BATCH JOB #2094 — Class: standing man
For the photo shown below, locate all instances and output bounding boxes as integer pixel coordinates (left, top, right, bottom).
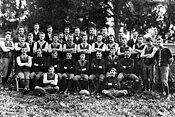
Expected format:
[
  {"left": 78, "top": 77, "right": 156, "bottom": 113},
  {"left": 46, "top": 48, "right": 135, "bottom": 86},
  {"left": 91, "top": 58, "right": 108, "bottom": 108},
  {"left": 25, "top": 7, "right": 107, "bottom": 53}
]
[
  {"left": 102, "top": 27, "right": 109, "bottom": 44},
  {"left": 73, "top": 28, "right": 82, "bottom": 45},
  {"left": 31, "top": 23, "right": 40, "bottom": 42},
  {"left": 155, "top": 37, "right": 173, "bottom": 99},
  {"left": 45, "top": 25, "right": 53, "bottom": 44},
  {"left": 77, "top": 34, "right": 91, "bottom": 60},
  {"left": 33, "top": 32, "right": 49, "bottom": 57},
  {"left": 127, "top": 31, "right": 139, "bottom": 49},
  {"left": 0, "top": 31, "right": 14, "bottom": 90},
  {"left": 63, "top": 27, "right": 70, "bottom": 44},
  {"left": 63, "top": 34, "right": 77, "bottom": 60},
  {"left": 91, "top": 33, "right": 106, "bottom": 59},
  {"left": 141, "top": 37, "right": 157, "bottom": 93},
  {"left": 88, "top": 27, "right": 96, "bottom": 45},
  {"left": 13, "top": 27, "right": 25, "bottom": 43}
]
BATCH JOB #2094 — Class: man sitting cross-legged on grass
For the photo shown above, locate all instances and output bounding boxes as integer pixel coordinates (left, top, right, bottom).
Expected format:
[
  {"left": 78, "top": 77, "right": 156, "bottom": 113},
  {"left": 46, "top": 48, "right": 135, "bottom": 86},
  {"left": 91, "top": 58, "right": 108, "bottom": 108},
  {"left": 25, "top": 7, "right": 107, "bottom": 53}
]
[
  {"left": 34, "top": 66, "right": 59, "bottom": 96},
  {"left": 16, "top": 46, "right": 32, "bottom": 94},
  {"left": 30, "top": 48, "right": 47, "bottom": 90},
  {"left": 102, "top": 68, "right": 128, "bottom": 99},
  {"left": 47, "top": 51, "right": 62, "bottom": 91}
]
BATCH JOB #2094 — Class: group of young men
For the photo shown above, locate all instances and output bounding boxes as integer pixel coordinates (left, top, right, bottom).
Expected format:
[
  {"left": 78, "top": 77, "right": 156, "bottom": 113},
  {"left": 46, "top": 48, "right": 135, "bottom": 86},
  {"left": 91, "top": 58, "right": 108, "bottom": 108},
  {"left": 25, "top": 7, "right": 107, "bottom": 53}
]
[{"left": 0, "top": 23, "right": 173, "bottom": 100}]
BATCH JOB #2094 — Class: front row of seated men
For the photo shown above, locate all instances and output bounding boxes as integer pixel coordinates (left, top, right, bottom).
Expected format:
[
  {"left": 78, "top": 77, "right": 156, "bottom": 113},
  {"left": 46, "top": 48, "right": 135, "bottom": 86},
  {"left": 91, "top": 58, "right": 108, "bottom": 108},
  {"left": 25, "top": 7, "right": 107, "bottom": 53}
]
[{"left": 15, "top": 45, "right": 140, "bottom": 96}]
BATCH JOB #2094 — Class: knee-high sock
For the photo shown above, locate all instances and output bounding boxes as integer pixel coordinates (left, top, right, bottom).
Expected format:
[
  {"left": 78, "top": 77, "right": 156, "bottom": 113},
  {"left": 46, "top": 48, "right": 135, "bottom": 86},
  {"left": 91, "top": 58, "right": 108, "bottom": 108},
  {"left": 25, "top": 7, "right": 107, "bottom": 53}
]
[
  {"left": 82, "top": 80, "right": 88, "bottom": 90},
  {"left": 74, "top": 80, "right": 82, "bottom": 91},
  {"left": 25, "top": 79, "right": 30, "bottom": 89},
  {"left": 65, "top": 79, "right": 73, "bottom": 92},
  {"left": 20, "top": 80, "right": 25, "bottom": 88},
  {"left": 61, "top": 78, "right": 67, "bottom": 92},
  {"left": 89, "top": 80, "right": 96, "bottom": 92},
  {"left": 94, "top": 81, "right": 103, "bottom": 93}
]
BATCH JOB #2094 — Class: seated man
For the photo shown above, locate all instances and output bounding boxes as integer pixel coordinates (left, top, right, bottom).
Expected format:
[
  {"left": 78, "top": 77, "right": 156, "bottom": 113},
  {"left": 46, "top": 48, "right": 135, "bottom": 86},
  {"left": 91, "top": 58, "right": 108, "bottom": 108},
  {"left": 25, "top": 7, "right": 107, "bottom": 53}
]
[
  {"left": 61, "top": 52, "right": 76, "bottom": 94},
  {"left": 47, "top": 51, "right": 62, "bottom": 85},
  {"left": 117, "top": 48, "right": 139, "bottom": 90},
  {"left": 105, "top": 47, "right": 119, "bottom": 78},
  {"left": 89, "top": 51, "right": 105, "bottom": 94},
  {"left": 74, "top": 52, "right": 89, "bottom": 91},
  {"left": 34, "top": 66, "right": 59, "bottom": 95},
  {"left": 102, "top": 68, "right": 128, "bottom": 99},
  {"left": 16, "top": 47, "right": 32, "bottom": 94},
  {"left": 30, "top": 49, "right": 47, "bottom": 89}
]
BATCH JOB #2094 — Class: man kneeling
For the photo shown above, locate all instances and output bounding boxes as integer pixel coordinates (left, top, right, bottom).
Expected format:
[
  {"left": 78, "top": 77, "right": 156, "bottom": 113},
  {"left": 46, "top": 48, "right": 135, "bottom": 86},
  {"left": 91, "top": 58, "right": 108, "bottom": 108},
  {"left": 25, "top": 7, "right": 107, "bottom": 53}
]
[
  {"left": 35, "top": 66, "right": 59, "bottom": 95},
  {"left": 102, "top": 68, "right": 128, "bottom": 99}
]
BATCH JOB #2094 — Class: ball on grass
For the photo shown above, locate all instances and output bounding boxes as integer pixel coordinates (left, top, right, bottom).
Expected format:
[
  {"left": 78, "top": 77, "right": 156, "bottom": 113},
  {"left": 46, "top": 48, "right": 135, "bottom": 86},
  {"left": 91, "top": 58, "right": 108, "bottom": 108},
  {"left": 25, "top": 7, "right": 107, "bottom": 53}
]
[{"left": 79, "top": 90, "right": 90, "bottom": 96}]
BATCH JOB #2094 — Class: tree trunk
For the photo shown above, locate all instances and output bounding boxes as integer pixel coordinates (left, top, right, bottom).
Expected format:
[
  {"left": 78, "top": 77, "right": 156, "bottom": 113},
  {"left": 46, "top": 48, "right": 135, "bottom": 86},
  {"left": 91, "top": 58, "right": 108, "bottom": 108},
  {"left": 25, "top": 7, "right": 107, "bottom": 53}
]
[{"left": 113, "top": 0, "right": 127, "bottom": 42}]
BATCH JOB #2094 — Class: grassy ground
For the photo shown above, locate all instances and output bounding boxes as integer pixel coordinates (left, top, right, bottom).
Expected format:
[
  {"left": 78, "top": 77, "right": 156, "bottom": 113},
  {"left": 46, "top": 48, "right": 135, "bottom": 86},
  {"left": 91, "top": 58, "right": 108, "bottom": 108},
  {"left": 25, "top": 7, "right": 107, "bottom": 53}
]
[
  {"left": 1, "top": 62, "right": 175, "bottom": 117},
  {"left": 0, "top": 91, "right": 175, "bottom": 117}
]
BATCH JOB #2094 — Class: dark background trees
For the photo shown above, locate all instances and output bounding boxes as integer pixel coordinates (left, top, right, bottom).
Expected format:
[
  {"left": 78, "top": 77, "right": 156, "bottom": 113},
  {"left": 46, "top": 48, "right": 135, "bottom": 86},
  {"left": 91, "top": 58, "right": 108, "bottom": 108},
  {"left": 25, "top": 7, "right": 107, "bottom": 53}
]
[{"left": 0, "top": 0, "right": 175, "bottom": 39}]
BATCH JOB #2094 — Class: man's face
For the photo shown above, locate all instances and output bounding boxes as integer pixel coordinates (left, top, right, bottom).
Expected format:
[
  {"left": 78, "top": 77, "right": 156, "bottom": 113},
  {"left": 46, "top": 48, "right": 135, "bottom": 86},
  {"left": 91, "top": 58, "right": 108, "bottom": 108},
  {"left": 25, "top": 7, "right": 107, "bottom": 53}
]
[
  {"left": 138, "top": 37, "right": 143, "bottom": 44},
  {"left": 82, "top": 35, "right": 87, "bottom": 42},
  {"left": 53, "top": 36, "right": 58, "bottom": 42},
  {"left": 147, "top": 41, "right": 153, "bottom": 46},
  {"left": 47, "top": 27, "right": 53, "bottom": 33},
  {"left": 34, "top": 24, "right": 39, "bottom": 31},
  {"left": 110, "top": 69, "right": 116, "bottom": 77},
  {"left": 37, "top": 49, "right": 42, "bottom": 56},
  {"left": 109, "top": 36, "right": 114, "bottom": 43},
  {"left": 97, "top": 35, "right": 102, "bottom": 42},
  {"left": 19, "top": 28, "right": 24, "bottom": 34},
  {"left": 66, "top": 53, "right": 72, "bottom": 59},
  {"left": 28, "top": 35, "right": 33, "bottom": 42},
  {"left": 49, "top": 67, "right": 55, "bottom": 74},
  {"left": 96, "top": 52, "right": 102, "bottom": 59},
  {"left": 64, "top": 28, "right": 70, "bottom": 34},
  {"left": 89, "top": 28, "right": 94, "bottom": 34},
  {"left": 102, "top": 28, "right": 107, "bottom": 36},
  {"left": 20, "top": 37, "right": 25, "bottom": 42},
  {"left": 21, "top": 48, "right": 27, "bottom": 54},
  {"left": 122, "top": 38, "right": 127, "bottom": 45},
  {"left": 59, "top": 33, "right": 64, "bottom": 39},
  {"left": 68, "top": 35, "right": 74, "bottom": 42},
  {"left": 124, "top": 51, "right": 131, "bottom": 58},
  {"left": 39, "top": 34, "right": 45, "bottom": 41},
  {"left": 80, "top": 54, "right": 85, "bottom": 60},
  {"left": 5, "top": 34, "right": 11, "bottom": 40},
  {"left": 75, "top": 29, "right": 80, "bottom": 35},
  {"left": 52, "top": 52, "right": 57, "bottom": 58},
  {"left": 133, "top": 32, "right": 138, "bottom": 39}
]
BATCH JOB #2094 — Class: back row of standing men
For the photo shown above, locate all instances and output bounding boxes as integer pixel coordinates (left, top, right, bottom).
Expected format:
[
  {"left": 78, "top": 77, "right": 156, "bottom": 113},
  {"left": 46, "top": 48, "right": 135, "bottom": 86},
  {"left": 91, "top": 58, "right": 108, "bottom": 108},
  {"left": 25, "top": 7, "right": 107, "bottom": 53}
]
[{"left": 0, "top": 23, "right": 173, "bottom": 99}]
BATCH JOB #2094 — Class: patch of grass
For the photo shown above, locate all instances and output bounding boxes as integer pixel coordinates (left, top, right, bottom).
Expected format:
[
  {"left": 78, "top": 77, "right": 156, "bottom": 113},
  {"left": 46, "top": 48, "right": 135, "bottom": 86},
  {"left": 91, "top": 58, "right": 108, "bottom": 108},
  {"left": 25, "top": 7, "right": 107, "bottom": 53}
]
[{"left": 1, "top": 91, "right": 175, "bottom": 117}]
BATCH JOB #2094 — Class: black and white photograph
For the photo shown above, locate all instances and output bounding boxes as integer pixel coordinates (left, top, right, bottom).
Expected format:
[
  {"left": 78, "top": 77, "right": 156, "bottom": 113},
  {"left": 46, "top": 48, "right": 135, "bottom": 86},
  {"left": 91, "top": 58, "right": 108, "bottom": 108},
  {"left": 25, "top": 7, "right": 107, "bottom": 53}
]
[{"left": 0, "top": 0, "right": 175, "bottom": 116}]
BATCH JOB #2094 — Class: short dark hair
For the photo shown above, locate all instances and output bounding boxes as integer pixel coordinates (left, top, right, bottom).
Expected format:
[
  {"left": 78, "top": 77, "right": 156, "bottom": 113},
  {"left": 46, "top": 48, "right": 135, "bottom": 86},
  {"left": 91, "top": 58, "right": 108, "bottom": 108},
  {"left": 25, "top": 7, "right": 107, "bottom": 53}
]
[
  {"left": 97, "top": 33, "right": 102, "bottom": 37},
  {"left": 47, "top": 25, "right": 52, "bottom": 28}
]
